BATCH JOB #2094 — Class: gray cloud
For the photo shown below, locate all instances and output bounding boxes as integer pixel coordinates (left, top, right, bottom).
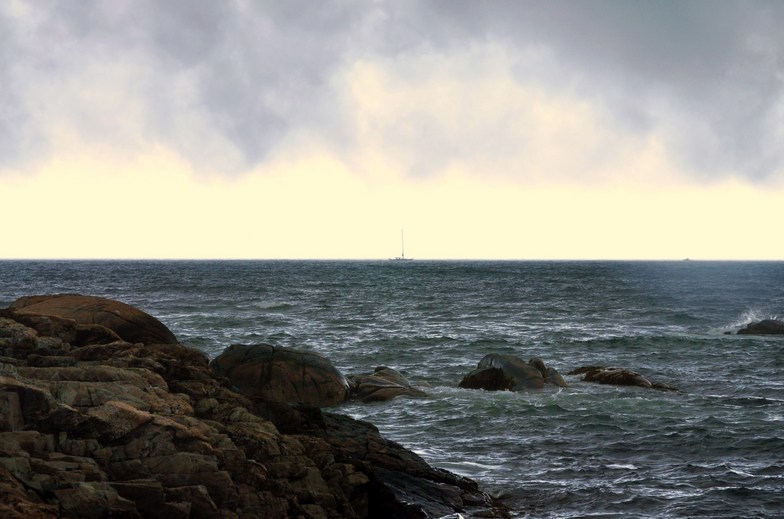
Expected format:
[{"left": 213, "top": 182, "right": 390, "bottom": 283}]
[
  {"left": 2, "top": 1, "right": 783, "bottom": 181},
  {"left": 1, "top": 0, "right": 369, "bottom": 173},
  {"left": 0, "top": 6, "right": 51, "bottom": 169},
  {"left": 417, "top": 1, "right": 784, "bottom": 181}
]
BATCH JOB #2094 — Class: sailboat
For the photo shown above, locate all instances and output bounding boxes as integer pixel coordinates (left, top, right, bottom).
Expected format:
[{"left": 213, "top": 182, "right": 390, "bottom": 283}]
[{"left": 391, "top": 230, "right": 413, "bottom": 261}]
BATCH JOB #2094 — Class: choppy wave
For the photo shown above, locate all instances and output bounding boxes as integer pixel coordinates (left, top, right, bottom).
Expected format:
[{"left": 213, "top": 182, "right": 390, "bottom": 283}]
[{"left": 249, "top": 301, "right": 294, "bottom": 311}]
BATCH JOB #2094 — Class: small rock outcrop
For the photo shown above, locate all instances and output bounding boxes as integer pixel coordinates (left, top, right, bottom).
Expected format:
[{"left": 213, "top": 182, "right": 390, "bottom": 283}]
[
  {"left": 348, "top": 367, "right": 428, "bottom": 403},
  {"left": 10, "top": 294, "right": 178, "bottom": 345},
  {"left": 459, "top": 354, "right": 567, "bottom": 391},
  {"left": 736, "top": 319, "right": 784, "bottom": 335},
  {"left": 210, "top": 343, "right": 351, "bottom": 407},
  {"left": 569, "top": 366, "right": 676, "bottom": 391},
  {"left": 0, "top": 297, "right": 509, "bottom": 518}
]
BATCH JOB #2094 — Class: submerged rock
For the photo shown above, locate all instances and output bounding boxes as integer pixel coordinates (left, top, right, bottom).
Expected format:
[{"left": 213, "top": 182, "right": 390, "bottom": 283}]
[
  {"left": 1, "top": 297, "right": 510, "bottom": 518},
  {"left": 459, "top": 354, "right": 568, "bottom": 391},
  {"left": 10, "top": 294, "right": 177, "bottom": 345},
  {"left": 569, "top": 366, "right": 676, "bottom": 391},
  {"left": 210, "top": 343, "right": 351, "bottom": 407},
  {"left": 348, "top": 366, "right": 427, "bottom": 403},
  {"left": 736, "top": 319, "right": 784, "bottom": 335}
]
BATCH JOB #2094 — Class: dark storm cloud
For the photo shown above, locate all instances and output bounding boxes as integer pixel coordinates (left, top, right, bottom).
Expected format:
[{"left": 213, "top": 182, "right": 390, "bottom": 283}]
[{"left": 2, "top": 1, "right": 783, "bottom": 180}]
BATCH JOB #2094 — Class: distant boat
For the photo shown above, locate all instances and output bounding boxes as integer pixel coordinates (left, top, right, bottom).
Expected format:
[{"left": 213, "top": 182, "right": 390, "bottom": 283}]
[{"left": 391, "top": 230, "right": 413, "bottom": 261}]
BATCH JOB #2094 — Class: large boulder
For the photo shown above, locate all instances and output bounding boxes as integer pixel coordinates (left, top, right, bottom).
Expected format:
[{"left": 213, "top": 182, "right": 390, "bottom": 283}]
[
  {"left": 210, "top": 343, "right": 351, "bottom": 407},
  {"left": 348, "top": 367, "right": 427, "bottom": 403},
  {"left": 10, "top": 294, "right": 177, "bottom": 345},
  {"left": 569, "top": 366, "right": 676, "bottom": 391},
  {"left": 736, "top": 319, "right": 784, "bottom": 335},
  {"left": 459, "top": 354, "right": 567, "bottom": 391}
]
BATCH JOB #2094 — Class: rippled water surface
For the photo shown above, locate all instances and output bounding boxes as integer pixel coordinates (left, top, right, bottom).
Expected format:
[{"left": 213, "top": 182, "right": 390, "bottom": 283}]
[{"left": 2, "top": 260, "right": 784, "bottom": 517}]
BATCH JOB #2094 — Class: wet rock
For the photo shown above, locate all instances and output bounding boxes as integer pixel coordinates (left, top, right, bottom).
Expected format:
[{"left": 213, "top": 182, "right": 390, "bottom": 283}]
[
  {"left": 210, "top": 343, "right": 351, "bottom": 407},
  {"left": 295, "top": 410, "right": 505, "bottom": 519},
  {"left": 10, "top": 294, "right": 177, "bottom": 345},
  {"left": 569, "top": 366, "right": 676, "bottom": 391},
  {"left": 459, "top": 354, "right": 567, "bottom": 391},
  {"left": 348, "top": 367, "right": 427, "bottom": 403},
  {"left": 736, "top": 319, "right": 784, "bottom": 335}
]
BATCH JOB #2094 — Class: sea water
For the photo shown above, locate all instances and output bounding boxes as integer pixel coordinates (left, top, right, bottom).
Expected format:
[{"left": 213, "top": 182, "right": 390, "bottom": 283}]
[{"left": 2, "top": 260, "right": 783, "bottom": 517}]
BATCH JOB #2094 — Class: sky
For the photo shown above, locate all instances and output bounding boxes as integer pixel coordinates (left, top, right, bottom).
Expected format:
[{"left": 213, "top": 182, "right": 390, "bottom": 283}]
[{"left": 2, "top": 0, "right": 783, "bottom": 260}]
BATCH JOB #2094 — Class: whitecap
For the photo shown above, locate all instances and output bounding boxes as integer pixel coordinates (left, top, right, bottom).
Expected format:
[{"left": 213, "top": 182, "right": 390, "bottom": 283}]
[{"left": 728, "top": 467, "right": 755, "bottom": 478}]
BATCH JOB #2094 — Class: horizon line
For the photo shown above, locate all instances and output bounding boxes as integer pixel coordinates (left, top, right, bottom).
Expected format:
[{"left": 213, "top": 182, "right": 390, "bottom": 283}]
[{"left": 1, "top": 257, "right": 782, "bottom": 262}]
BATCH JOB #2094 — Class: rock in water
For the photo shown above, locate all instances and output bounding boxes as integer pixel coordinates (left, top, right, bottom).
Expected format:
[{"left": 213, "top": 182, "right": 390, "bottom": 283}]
[
  {"left": 569, "top": 366, "right": 676, "bottom": 391},
  {"left": 313, "top": 411, "right": 501, "bottom": 518},
  {"left": 348, "top": 366, "right": 427, "bottom": 403},
  {"left": 10, "top": 294, "right": 177, "bottom": 345},
  {"left": 210, "top": 343, "right": 351, "bottom": 407},
  {"left": 570, "top": 366, "right": 653, "bottom": 388},
  {"left": 736, "top": 319, "right": 784, "bottom": 335},
  {"left": 459, "top": 354, "right": 567, "bottom": 391}
]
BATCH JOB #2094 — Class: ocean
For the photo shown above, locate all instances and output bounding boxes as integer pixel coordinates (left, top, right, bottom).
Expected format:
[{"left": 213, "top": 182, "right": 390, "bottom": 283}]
[{"left": 2, "top": 260, "right": 783, "bottom": 518}]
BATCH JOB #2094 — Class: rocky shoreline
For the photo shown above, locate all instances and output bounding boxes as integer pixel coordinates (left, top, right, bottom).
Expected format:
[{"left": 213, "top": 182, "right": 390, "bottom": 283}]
[
  {"left": 1, "top": 295, "right": 508, "bottom": 518},
  {"left": 4, "top": 294, "right": 780, "bottom": 518}
]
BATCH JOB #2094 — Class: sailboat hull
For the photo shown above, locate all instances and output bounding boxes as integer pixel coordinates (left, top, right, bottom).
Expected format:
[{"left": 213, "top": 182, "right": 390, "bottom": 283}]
[{"left": 390, "top": 230, "right": 413, "bottom": 260}]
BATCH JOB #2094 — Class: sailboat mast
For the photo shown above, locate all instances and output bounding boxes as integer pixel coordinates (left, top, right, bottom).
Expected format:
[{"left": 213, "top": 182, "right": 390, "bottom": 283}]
[{"left": 401, "top": 229, "right": 405, "bottom": 259}]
